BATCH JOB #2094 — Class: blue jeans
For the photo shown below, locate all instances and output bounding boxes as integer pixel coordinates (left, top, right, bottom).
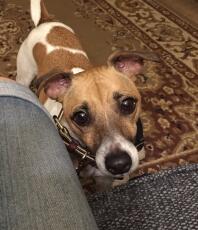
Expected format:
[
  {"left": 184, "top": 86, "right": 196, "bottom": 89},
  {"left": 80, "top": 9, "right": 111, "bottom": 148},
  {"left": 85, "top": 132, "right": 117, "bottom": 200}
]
[{"left": 0, "top": 82, "right": 98, "bottom": 230}]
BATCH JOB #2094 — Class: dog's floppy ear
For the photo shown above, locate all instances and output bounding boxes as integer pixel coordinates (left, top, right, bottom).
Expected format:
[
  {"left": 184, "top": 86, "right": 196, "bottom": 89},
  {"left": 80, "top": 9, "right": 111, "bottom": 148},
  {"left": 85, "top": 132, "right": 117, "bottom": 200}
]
[
  {"left": 37, "top": 69, "right": 72, "bottom": 102},
  {"left": 107, "top": 50, "right": 160, "bottom": 79}
]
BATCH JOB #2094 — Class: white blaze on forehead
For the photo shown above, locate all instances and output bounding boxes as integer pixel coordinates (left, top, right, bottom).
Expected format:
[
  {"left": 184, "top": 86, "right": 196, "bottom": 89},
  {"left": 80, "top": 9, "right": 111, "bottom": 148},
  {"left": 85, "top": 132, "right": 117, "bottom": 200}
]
[{"left": 96, "top": 134, "right": 139, "bottom": 176}]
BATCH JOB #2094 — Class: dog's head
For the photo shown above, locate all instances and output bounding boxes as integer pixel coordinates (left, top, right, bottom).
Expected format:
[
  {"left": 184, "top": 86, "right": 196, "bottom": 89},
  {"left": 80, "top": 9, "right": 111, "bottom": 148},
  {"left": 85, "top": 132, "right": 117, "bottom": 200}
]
[{"left": 41, "top": 50, "right": 159, "bottom": 177}]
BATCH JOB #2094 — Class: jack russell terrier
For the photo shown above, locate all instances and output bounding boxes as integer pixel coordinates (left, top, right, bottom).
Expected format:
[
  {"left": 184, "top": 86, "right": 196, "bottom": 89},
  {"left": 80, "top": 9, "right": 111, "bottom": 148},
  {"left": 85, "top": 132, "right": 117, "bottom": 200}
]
[{"left": 16, "top": 0, "right": 159, "bottom": 186}]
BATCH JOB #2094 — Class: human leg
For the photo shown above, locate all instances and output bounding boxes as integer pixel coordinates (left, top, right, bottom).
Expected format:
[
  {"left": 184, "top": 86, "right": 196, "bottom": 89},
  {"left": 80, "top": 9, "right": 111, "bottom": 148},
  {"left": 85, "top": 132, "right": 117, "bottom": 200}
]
[{"left": 0, "top": 81, "right": 98, "bottom": 230}]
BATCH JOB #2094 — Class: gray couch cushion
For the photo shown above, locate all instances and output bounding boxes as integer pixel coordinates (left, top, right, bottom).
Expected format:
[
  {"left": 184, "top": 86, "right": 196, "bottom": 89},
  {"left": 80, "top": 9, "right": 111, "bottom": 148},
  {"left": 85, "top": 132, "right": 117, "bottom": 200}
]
[{"left": 88, "top": 164, "right": 198, "bottom": 230}]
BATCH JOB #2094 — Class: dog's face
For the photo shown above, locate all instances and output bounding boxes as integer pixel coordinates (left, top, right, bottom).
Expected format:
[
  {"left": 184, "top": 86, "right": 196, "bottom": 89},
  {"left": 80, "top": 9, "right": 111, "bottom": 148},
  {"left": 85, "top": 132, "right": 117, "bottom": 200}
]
[{"left": 43, "top": 51, "right": 159, "bottom": 177}]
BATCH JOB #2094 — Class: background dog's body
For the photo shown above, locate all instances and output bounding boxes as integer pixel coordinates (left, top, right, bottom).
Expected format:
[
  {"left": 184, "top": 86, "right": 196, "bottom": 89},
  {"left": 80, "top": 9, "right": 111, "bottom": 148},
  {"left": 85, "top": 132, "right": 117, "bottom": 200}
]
[
  {"left": 17, "top": 22, "right": 90, "bottom": 114},
  {"left": 17, "top": 0, "right": 91, "bottom": 116},
  {"left": 16, "top": 0, "right": 90, "bottom": 115}
]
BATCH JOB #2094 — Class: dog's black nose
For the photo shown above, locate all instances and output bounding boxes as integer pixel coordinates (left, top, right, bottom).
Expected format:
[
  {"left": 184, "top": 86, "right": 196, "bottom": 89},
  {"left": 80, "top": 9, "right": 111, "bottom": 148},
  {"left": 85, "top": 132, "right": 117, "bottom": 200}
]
[{"left": 105, "top": 151, "right": 132, "bottom": 175}]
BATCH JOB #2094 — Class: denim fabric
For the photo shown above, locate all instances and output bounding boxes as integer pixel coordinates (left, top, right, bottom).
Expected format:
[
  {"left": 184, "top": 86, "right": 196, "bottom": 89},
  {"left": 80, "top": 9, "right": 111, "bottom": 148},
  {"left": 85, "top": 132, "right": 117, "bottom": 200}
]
[
  {"left": 0, "top": 82, "right": 98, "bottom": 230},
  {"left": 0, "top": 82, "right": 51, "bottom": 120}
]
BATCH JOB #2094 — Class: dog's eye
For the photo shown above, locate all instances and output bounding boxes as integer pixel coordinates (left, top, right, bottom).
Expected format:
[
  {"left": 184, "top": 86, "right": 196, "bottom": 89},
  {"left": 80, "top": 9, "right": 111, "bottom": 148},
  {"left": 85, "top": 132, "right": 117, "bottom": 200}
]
[
  {"left": 120, "top": 97, "right": 136, "bottom": 115},
  {"left": 72, "top": 109, "right": 90, "bottom": 126}
]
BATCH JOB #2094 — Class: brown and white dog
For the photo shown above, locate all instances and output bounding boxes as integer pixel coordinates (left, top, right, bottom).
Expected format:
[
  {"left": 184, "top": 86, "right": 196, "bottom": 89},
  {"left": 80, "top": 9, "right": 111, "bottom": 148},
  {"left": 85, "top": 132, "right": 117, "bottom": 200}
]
[{"left": 16, "top": 0, "right": 159, "bottom": 183}]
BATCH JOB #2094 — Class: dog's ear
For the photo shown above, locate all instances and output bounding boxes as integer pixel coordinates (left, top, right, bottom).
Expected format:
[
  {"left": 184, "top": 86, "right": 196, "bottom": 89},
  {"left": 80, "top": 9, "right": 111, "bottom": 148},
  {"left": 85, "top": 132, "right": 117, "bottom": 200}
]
[
  {"left": 37, "top": 70, "right": 72, "bottom": 102},
  {"left": 107, "top": 50, "right": 160, "bottom": 78}
]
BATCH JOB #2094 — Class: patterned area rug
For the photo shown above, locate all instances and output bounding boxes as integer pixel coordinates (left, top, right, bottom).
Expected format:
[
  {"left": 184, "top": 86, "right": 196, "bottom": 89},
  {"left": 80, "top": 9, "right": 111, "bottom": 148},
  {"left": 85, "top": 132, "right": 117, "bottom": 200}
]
[
  {"left": 0, "top": 0, "right": 197, "bottom": 185},
  {"left": 0, "top": 1, "right": 33, "bottom": 79}
]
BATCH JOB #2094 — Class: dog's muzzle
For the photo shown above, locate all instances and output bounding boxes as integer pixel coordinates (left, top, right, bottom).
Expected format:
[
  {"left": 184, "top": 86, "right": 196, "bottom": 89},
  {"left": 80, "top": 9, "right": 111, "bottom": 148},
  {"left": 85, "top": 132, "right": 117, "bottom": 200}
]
[{"left": 54, "top": 111, "right": 144, "bottom": 175}]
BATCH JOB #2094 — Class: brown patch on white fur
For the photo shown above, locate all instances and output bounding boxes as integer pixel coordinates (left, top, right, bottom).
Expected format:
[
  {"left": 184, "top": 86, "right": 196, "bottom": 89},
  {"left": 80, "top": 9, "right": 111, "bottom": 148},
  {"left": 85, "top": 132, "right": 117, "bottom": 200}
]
[
  {"left": 32, "top": 40, "right": 91, "bottom": 103},
  {"left": 33, "top": 43, "right": 91, "bottom": 76},
  {"left": 61, "top": 66, "right": 141, "bottom": 153},
  {"left": 47, "top": 26, "right": 83, "bottom": 50},
  {"left": 32, "top": 43, "right": 48, "bottom": 103},
  {"left": 33, "top": 42, "right": 47, "bottom": 67}
]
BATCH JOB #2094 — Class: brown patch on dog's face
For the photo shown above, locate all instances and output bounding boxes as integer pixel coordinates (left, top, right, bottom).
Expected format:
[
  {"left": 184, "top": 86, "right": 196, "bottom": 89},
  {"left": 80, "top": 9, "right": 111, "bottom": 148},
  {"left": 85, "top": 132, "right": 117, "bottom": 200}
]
[
  {"left": 47, "top": 26, "right": 83, "bottom": 50},
  {"left": 62, "top": 66, "right": 141, "bottom": 153}
]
